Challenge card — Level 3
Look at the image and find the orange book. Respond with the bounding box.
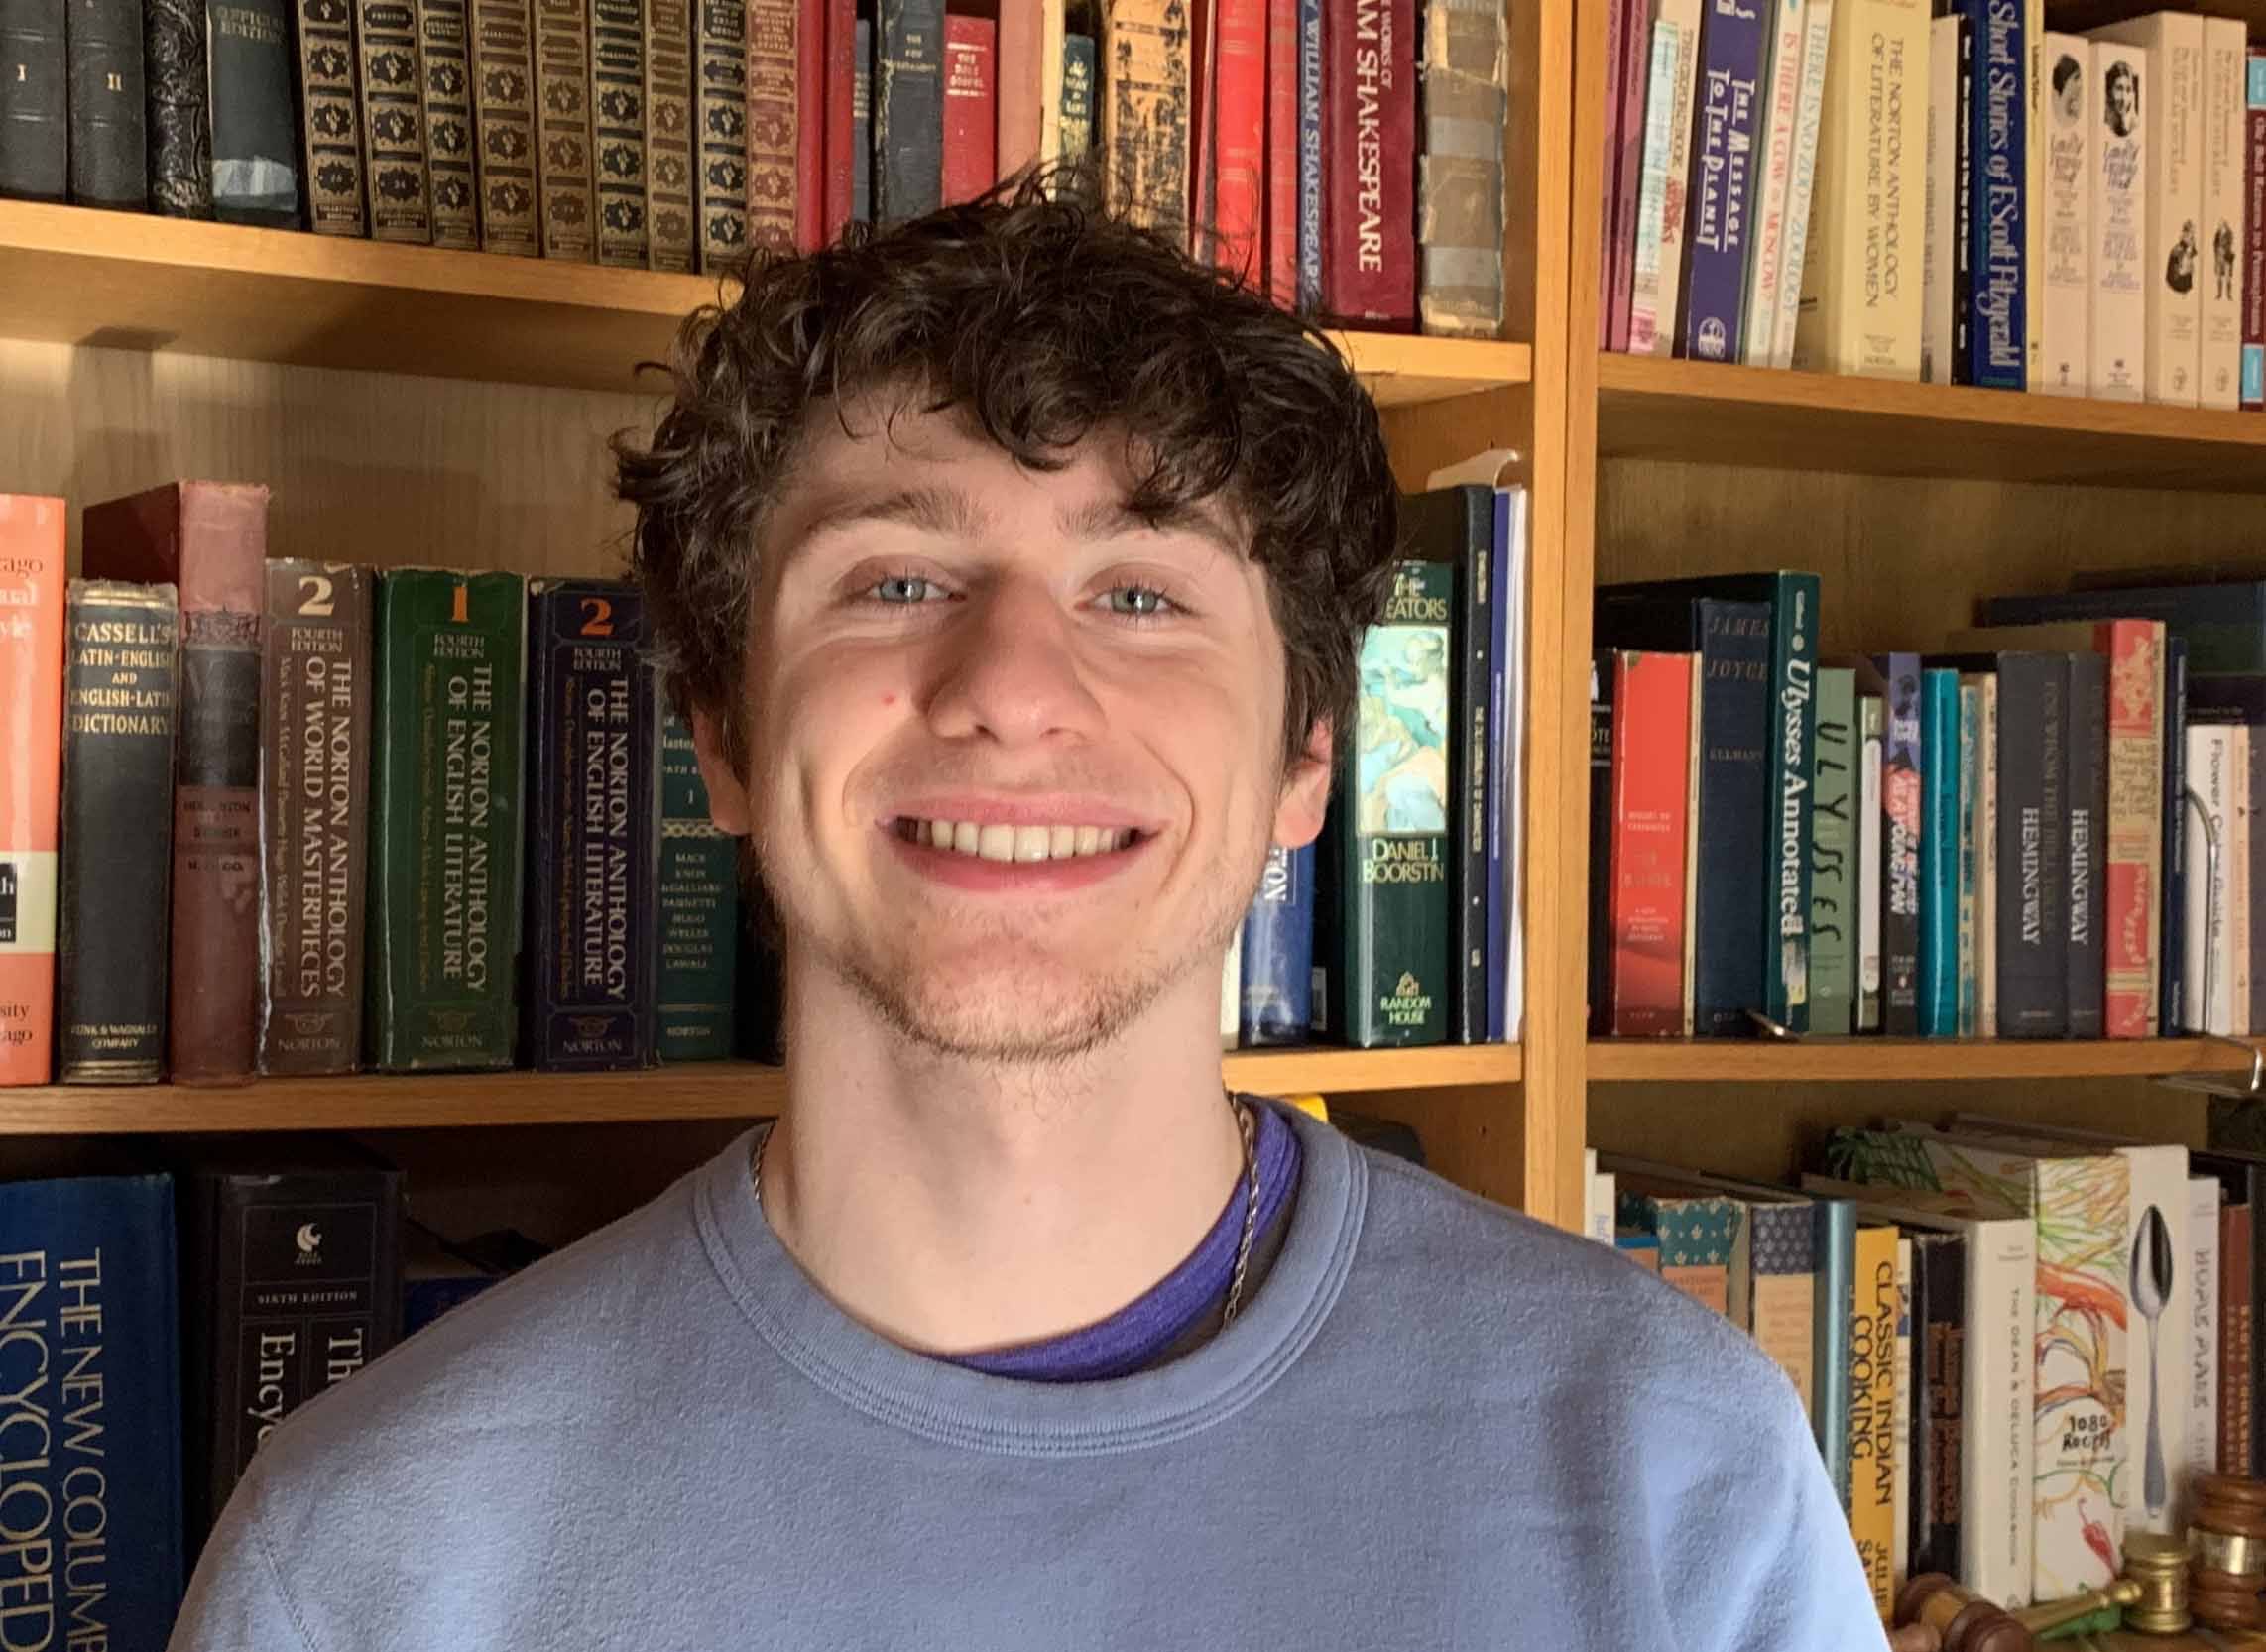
[0,497,66,1086]
[1209,0,1263,280]
[2096,618,2165,1038]
[1608,649,1696,1036]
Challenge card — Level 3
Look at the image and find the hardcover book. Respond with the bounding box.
[420,0,479,246]
[472,0,541,254]
[2090,38,2146,400]
[2096,621,2164,1037]
[1957,678,1980,1034]
[2040,33,2090,392]
[1240,841,1316,1045]
[536,0,595,257]
[1615,1185,1739,1315]
[1060,27,1095,182]
[1416,0,1506,336]
[208,0,302,222]
[82,482,268,1087]
[1810,665,1856,1034]
[1736,0,1807,366]
[2088,12,2202,405]
[694,0,747,262]
[2163,635,2188,1039]
[1995,652,2069,1037]
[793,0,822,249]
[366,569,526,1070]
[1678,0,1767,361]
[66,0,147,206]
[940,9,994,205]
[1295,0,1321,306]
[1859,691,1882,1028]
[2247,50,2266,411]
[2187,721,2239,1034]
[0,497,64,1086]
[1322,0,1415,325]
[260,563,373,1076]
[1606,649,1696,1036]
[521,580,659,1071]
[1923,16,1961,381]
[1587,654,1614,1037]
[1209,0,1262,278]
[857,14,878,217]
[1874,652,1922,1034]
[746,0,795,247]
[2200,18,2244,409]
[359,0,435,239]
[2227,1196,2255,1475]
[1918,667,1958,1036]
[1764,0,1834,367]
[643,0,696,267]
[1850,1220,1898,1612]
[1316,560,1456,1047]
[1264,0,1297,302]
[1630,8,1699,354]
[0,1174,183,1642]
[656,710,738,1060]
[1907,1229,1967,1581]
[588,0,645,262]
[55,581,178,1083]
[144,0,212,215]
[1603,0,1648,349]
[1973,672,1999,1033]
[0,0,66,199]
[297,0,368,235]
[2067,649,2107,1038]
[995,0,1040,180]
[876,0,942,220]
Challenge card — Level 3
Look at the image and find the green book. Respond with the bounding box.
[657,710,739,1061]
[1316,559,1456,1047]
[365,569,527,1070]
[1810,667,1856,1033]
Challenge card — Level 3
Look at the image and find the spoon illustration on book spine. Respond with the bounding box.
[2130,1202,2175,1519]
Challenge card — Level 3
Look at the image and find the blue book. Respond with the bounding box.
[1955,0,2025,388]
[1241,843,1317,1045]
[2163,635,2189,1034]
[1484,489,1520,1041]
[0,1175,182,1646]
[1059,32,1094,180]
[1297,0,1324,310]
[1918,668,1960,1035]
[1677,0,1769,361]
[852,17,873,225]
[876,0,944,221]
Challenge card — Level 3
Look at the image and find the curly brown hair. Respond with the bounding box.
[614,180,1402,771]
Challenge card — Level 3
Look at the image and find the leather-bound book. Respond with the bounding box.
[65,0,148,205]
[589,0,646,263]
[1416,0,1506,336]
[693,0,747,266]
[82,483,269,1088]
[296,0,370,234]
[143,0,213,214]
[209,0,303,223]
[419,0,479,245]
[471,0,539,252]
[259,563,373,1077]
[0,0,66,199]
[1321,0,1415,326]
[873,0,940,220]
[641,0,695,268]
[745,0,795,249]
[535,0,594,257]
[939,9,992,205]
[1099,0,1187,239]
[358,0,433,239]
[55,580,179,1084]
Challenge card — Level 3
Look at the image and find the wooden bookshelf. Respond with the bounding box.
[0,1045,1521,1135]
[0,200,1530,403]
[1595,353,2266,492]
[1589,1037,2265,1085]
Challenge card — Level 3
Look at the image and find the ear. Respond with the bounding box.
[1270,717,1334,851]
[689,706,753,837]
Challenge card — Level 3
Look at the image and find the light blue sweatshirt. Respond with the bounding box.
[169,1106,1888,1651]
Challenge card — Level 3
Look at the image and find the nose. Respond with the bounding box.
[922,575,1108,749]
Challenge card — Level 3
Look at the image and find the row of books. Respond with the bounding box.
[1592,1111,2266,1618]
[1604,0,2266,411]
[0,0,1513,336]
[1588,568,2266,1040]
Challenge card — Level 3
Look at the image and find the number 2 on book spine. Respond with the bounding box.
[578,597,614,637]
[297,574,335,617]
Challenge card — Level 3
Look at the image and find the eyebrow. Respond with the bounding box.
[1053,496,1247,560]
[796,485,991,545]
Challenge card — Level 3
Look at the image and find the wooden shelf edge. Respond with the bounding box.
[0,1045,1520,1135]
[1589,1035,2264,1084]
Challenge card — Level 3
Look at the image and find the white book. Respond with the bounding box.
[1892,1233,1913,1592]
[1923,17,1962,384]
[1220,924,1242,1048]
[1741,0,1811,362]
[1766,0,1835,367]
[2088,13,2204,405]
[2040,34,2092,394]
[1803,1175,2038,1608]
[1978,673,1998,1035]
[1588,1160,1618,1244]
[1643,0,1706,355]
[2025,0,2045,389]
[2186,723,2236,1034]
[1629,22,1687,353]
[1859,705,1883,1027]
[1037,0,1067,166]
[2200,18,2245,410]
[2090,40,2148,401]
[2188,1175,2221,1529]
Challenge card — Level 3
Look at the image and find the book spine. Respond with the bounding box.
[2089,39,2145,400]
[259,564,372,1077]
[1737,0,1805,366]
[471,0,539,253]
[360,0,434,238]
[2095,620,2162,1038]
[2039,34,2088,392]
[298,0,369,234]
[993,0,1037,182]
[1958,679,1981,1034]
[2033,1155,2130,1599]
[642,0,695,266]
[1746,1203,1819,1426]
[1809,667,1856,1034]
[0,0,66,199]
[366,570,526,1070]
[1321,561,1455,1047]
[793,0,821,247]
[821,0,854,237]
[2187,723,2234,1034]
[1627,24,1682,353]
[1815,1197,1856,1508]
[2202,19,2244,410]
[2162,634,2187,1039]
[1912,1234,1966,1581]
[1680,0,1768,362]
[1971,1215,2037,1606]
[2247,52,2266,411]
[1418,0,1507,336]
[1599,0,1626,347]
[1648,0,1703,353]
[1919,668,1959,1035]
[877,0,943,221]
[1858,693,1882,1029]
[2223,1198,2253,1475]
[1960,0,2024,388]
[2066,649,2106,1038]
[1264,0,1297,304]
[1321,0,1416,325]
[1852,1222,1898,1613]
[1606,0,1648,349]
[1977,674,1998,1033]
[1766,0,1832,367]
[656,711,738,1059]
[940,10,994,204]
[1587,655,1615,1037]
[693,0,746,262]
[2022,0,2041,390]
[208,0,303,223]
[415,0,477,245]
[536,0,594,256]
[1212,0,1262,279]
[1240,842,1316,1044]
[2117,13,2201,404]
[856,15,876,220]
[1952,14,1973,379]
[143,0,213,213]
[1877,653,1921,1035]
[66,0,147,205]
[589,0,646,262]
[1448,495,1492,1044]
[56,583,178,1083]
[1997,652,2068,1036]
[522,583,658,1070]
[170,614,265,1086]
[2232,730,2254,1036]
[1296,0,1322,307]
[1487,490,1520,1041]
[1610,649,1695,1037]
[0,501,64,1086]
[1691,599,1771,1036]
[2188,1177,2219,1528]
[1765,577,1819,1030]
[2250,726,2266,1036]
[747,0,796,246]
[1922,17,1957,380]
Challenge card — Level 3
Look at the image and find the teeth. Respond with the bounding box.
[901,820,1134,861]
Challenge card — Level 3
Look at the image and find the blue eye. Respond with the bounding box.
[873,575,941,604]
[1101,584,1176,619]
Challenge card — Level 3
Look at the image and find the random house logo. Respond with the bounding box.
[1379,970,1433,1028]
[296,1222,324,1266]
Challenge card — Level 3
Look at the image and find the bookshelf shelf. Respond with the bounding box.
[0,200,1531,403]
[1589,1036,2264,1084]
[1595,353,2266,492]
[0,1044,1521,1135]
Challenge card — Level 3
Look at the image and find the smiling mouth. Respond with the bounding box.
[892,819,1145,862]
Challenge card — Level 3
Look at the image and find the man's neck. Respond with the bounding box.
[759,966,1246,1357]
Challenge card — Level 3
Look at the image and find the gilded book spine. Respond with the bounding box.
[471,0,538,252]
[298,0,368,233]
[1100,0,1189,241]
[694,0,747,265]
[536,0,595,257]
[418,0,479,245]
[745,0,796,248]
[590,0,647,262]
[144,0,215,214]
[642,0,695,268]
[359,0,435,238]
[657,712,738,1059]
[1416,0,1507,337]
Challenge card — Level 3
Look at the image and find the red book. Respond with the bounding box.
[996,0,1044,182]
[942,13,997,206]
[822,0,856,239]
[1212,0,1263,280]
[2245,48,2264,412]
[795,0,825,248]
[1609,649,1695,1037]
[1607,0,1648,351]
[1322,0,1416,327]
[2223,1200,2254,1475]
[2096,619,2165,1038]
[0,497,65,1087]
[1263,0,1298,303]
[1597,0,1627,347]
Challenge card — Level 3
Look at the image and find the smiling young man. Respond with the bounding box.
[170,192,1884,1650]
